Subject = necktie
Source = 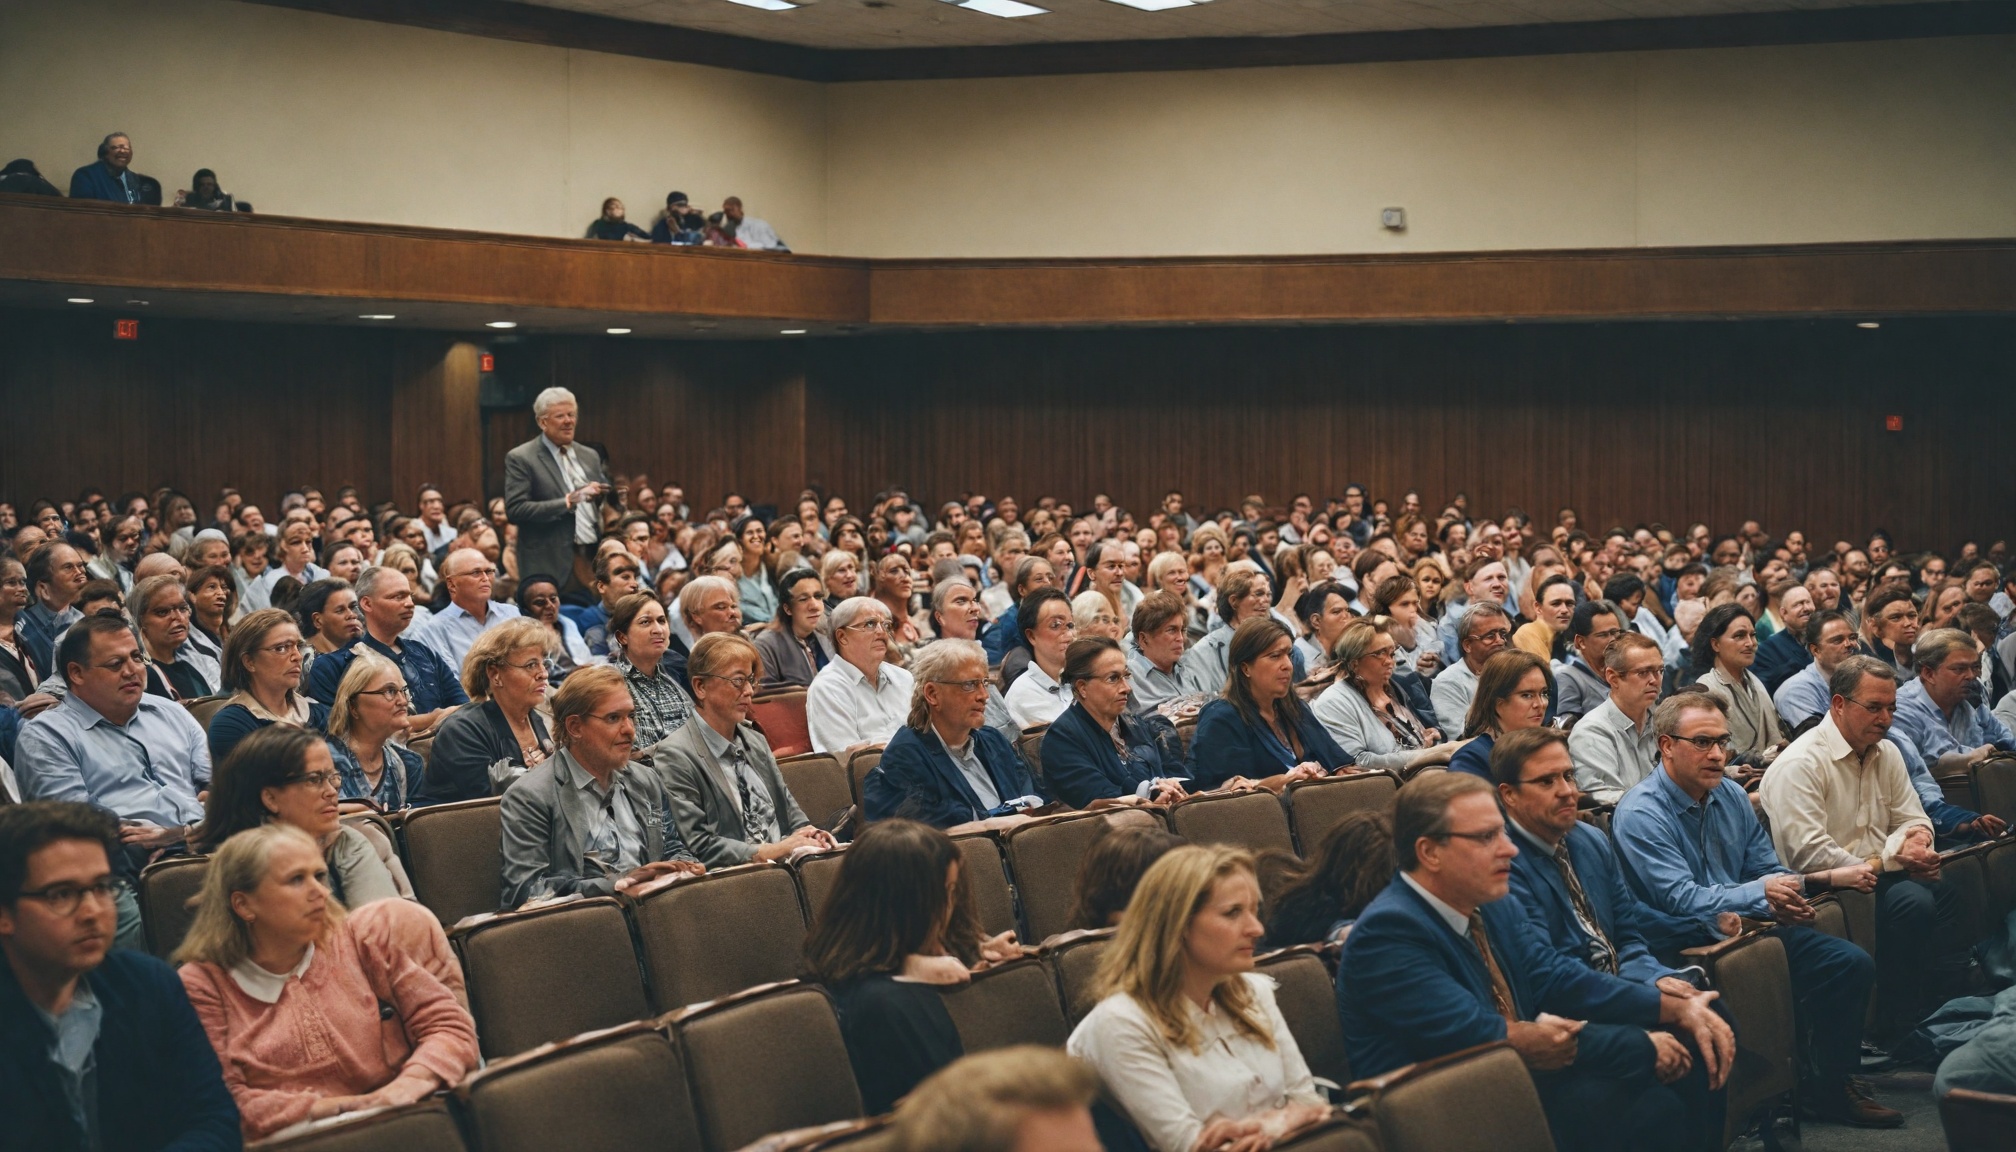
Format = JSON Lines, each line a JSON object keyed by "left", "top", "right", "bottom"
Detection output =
{"left": 1553, "top": 843, "right": 1620, "bottom": 975}
{"left": 1469, "top": 914, "right": 1519, "bottom": 1023}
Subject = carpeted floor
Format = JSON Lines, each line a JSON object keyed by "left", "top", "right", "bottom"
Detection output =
{"left": 1730, "top": 1069, "right": 1947, "bottom": 1152}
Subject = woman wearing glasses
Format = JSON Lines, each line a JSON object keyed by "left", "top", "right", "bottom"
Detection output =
{"left": 323, "top": 653, "right": 423, "bottom": 811}
{"left": 651, "top": 633, "right": 835, "bottom": 865}
{"left": 1003, "top": 587, "right": 1077, "bottom": 728}
{"left": 1313, "top": 619, "right": 1461, "bottom": 776}
{"left": 1446, "top": 650, "right": 1554, "bottom": 781}
{"left": 1692, "top": 603, "right": 1783, "bottom": 775}
{"left": 417, "top": 618, "right": 557, "bottom": 805}
{"left": 207, "top": 608, "right": 331, "bottom": 764}
{"left": 754, "top": 567, "right": 835, "bottom": 690}
{"left": 1043, "top": 637, "right": 1190, "bottom": 809}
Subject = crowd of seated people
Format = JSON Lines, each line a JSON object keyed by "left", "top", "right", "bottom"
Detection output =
{"left": 8, "top": 383, "right": 2016, "bottom": 1147}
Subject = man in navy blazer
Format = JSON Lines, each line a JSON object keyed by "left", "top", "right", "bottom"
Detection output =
{"left": 1338, "top": 771, "right": 1732, "bottom": 1152}
{"left": 863, "top": 640, "right": 1047, "bottom": 829}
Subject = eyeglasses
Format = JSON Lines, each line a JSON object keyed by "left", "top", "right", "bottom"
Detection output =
{"left": 1515, "top": 770, "right": 1575, "bottom": 790}
{"left": 356, "top": 684, "right": 411, "bottom": 702}
{"left": 843, "top": 620, "right": 892, "bottom": 634}
{"left": 1842, "top": 697, "right": 1897, "bottom": 717}
{"left": 1669, "top": 734, "right": 1733, "bottom": 752}
{"left": 294, "top": 771, "right": 342, "bottom": 792}
{"left": 1473, "top": 629, "right": 1512, "bottom": 644}
{"left": 1084, "top": 670, "right": 1132, "bottom": 687}
{"left": 1040, "top": 618, "right": 1076, "bottom": 633}
{"left": 260, "top": 640, "right": 306, "bottom": 656}
{"left": 1621, "top": 664, "right": 1666, "bottom": 682}
{"left": 933, "top": 677, "right": 988, "bottom": 693}
{"left": 504, "top": 658, "right": 548, "bottom": 676}
{"left": 17, "top": 879, "right": 120, "bottom": 917}
{"left": 586, "top": 709, "right": 637, "bottom": 726}
{"left": 698, "top": 673, "right": 758, "bottom": 692}
{"left": 1434, "top": 825, "right": 1508, "bottom": 846}
{"left": 1586, "top": 627, "right": 1625, "bottom": 644}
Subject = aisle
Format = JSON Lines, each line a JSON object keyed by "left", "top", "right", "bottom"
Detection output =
{"left": 1731, "top": 1070, "right": 1946, "bottom": 1152}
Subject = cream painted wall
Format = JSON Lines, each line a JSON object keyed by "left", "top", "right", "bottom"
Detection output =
{"left": 2, "top": 0, "right": 2011, "bottom": 258}
{"left": 0, "top": 0, "right": 830, "bottom": 249}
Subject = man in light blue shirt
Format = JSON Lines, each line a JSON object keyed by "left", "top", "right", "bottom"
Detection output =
{"left": 1887, "top": 628, "right": 2011, "bottom": 845}
{"left": 1772, "top": 611, "right": 1857, "bottom": 731}
{"left": 1435, "top": 558, "right": 1513, "bottom": 665}
{"left": 413, "top": 548, "right": 520, "bottom": 677}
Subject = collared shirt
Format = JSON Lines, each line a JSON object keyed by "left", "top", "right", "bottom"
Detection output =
{"left": 542, "top": 434, "right": 600, "bottom": 546}
{"left": 1773, "top": 662, "right": 1833, "bottom": 729}
{"left": 1125, "top": 647, "right": 1190, "bottom": 715}
{"left": 698, "top": 719, "right": 781, "bottom": 842}
{"left": 807, "top": 657, "right": 915, "bottom": 753}
{"left": 1568, "top": 696, "right": 1661, "bottom": 804}
{"left": 16, "top": 693, "right": 208, "bottom": 827}
{"left": 326, "top": 736, "right": 419, "bottom": 810}
{"left": 228, "top": 944, "right": 315, "bottom": 1003}
{"left": 420, "top": 518, "right": 457, "bottom": 555}
{"left": 557, "top": 752, "right": 647, "bottom": 874}
{"left": 1756, "top": 714, "right": 1933, "bottom": 872}
{"left": 251, "top": 562, "right": 328, "bottom": 605}
{"left": 36, "top": 981, "right": 102, "bottom": 1145}
{"left": 936, "top": 728, "right": 1002, "bottom": 811}
{"left": 1430, "top": 658, "right": 1481, "bottom": 735}
{"left": 732, "top": 216, "right": 787, "bottom": 251}
{"left": 414, "top": 599, "right": 521, "bottom": 679}
{"left": 1003, "top": 662, "right": 1071, "bottom": 730}
{"left": 1398, "top": 870, "right": 1472, "bottom": 936}
{"left": 1892, "top": 676, "right": 2016, "bottom": 768}
{"left": 18, "top": 601, "right": 82, "bottom": 673}
{"left": 617, "top": 652, "right": 694, "bottom": 749}
{"left": 1612, "top": 768, "right": 1780, "bottom": 945}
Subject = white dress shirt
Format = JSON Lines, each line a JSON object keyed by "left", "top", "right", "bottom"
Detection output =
{"left": 1567, "top": 696, "right": 1660, "bottom": 804}
{"left": 420, "top": 518, "right": 457, "bottom": 555}
{"left": 806, "top": 657, "right": 915, "bottom": 753}
{"left": 732, "top": 215, "right": 787, "bottom": 251}
{"left": 414, "top": 600, "right": 522, "bottom": 680}
{"left": 1003, "top": 662, "right": 1072, "bottom": 730}
{"left": 543, "top": 435, "right": 600, "bottom": 546}
{"left": 1068, "top": 974, "right": 1323, "bottom": 1152}
{"left": 1756, "top": 714, "right": 1932, "bottom": 872}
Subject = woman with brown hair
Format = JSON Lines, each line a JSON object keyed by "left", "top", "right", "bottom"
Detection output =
{"left": 186, "top": 563, "right": 238, "bottom": 650}
{"left": 803, "top": 819, "right": 1021, "bottom": 1114}
{"left": 1264, "top": 811, "right": 1393, "bottom": 947}
{"left": 1188, "top": 618, "right": 1355, "bottom": 790}
{"left": 1312, "top": 619, "right": 1460, "bottom": 776}
{"left": 608, "top": 592, "right": 696, "bottom": 749}
{"left": 1066, "top": 820, "right": 1186, "bottom": 931}
{"left": 208, "top": 608, "right": 330, "bottom": 764}
{"left": 1447, "top": 649, "right": 1554, "bottom": 780}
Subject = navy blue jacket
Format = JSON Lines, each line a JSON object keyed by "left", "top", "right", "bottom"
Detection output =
{"left": 206, "top": 699, "right": 331, "bottom": 764}
{"left": 0, "top": 949, "right": 241, "bottom": 1152}
{"left": 1041, "top": 702, "right": 1187, "bottom": 807}
{"left": 1391, "top": 668, "right": 1441, "bottom": 734}
{"left": 305, "top": 633, "right": 468, "bottom": 715}
{"left": 983, "top": 605, "right": 1022, "bottom": 664}
{"left": 1188, "top": 698, "right": 1354, "bottom": 790}
{"left": 1449, "top": 731, "right": 1495, "bottom": 780}
{"left": 864, "top": 724, "right": 1047, "bottom": 828}
{"left": 1505, "top": 821, "right": 1679, "bottom": 987}
{"left": 68, "top": 162, "right": 158, "bottom": 205}
{"left": 1338, "top": 873, "right": 1661, "bottom": 1080}
{"left": 1752, "top": 629, "right": 1811, "bottom": 694}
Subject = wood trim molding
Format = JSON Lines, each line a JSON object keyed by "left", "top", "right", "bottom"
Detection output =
{"left": 2, "top": 196, "right": 2011, "bottom": 327}
{"left": 238, "top": 0, "right": 2016, "bottom": 83}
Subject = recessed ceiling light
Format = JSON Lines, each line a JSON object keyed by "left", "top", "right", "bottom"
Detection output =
{"left": 951, "top": 0, "right": 1048, "bottom": 15}
{"left": 67, "top": 297, "right": 94, "bottom": 304}
{"left": 724, "top": 0, "right": 798, "bottom": 9}
{"left": 124, "top": 299, "right": 149, "bottom": 306}
{"left": 780, "top": 329, "right": 808, "bottom": 335}
{"left": 1101, "top": 0, "right": 1202, "bottom": 9}
{"left": 607, "top": 328, "right": 633, "bottom": 335}
{"left": 359, "top": 314, "right": 396, "bottom": 321}
{"left": 486, "top": 321, "right": 517, "bottom": 329}
{"left": 1857, "top": 321, "right": 1881, "bottom": 329}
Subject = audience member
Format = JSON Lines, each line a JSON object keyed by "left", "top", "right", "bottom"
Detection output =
{"left": 584, "top": 197, "right": 649, "bottom": 241}
{"left": 753, "top": 567, "right": 833, "bottom": 688}
{"left": 1264, "top": 811, "right": 1392, "bottom": 947}
{"left": 927, "top": 577, "right": 1018, "bottom": 740}
{"left": 417, "top": 617, "right": 555, "bottom": 805}
{"left": 0, "top": 555, "right": 42, "bottom": 704}
{"left": 1313, "top": 619, "right": 1460, "bottom": 775}
{"left": 1178, "top": 568, "right": 1277, "bottom": 695}
{"left": 515, "top": 574, "right": 592, "bottom": 678}
{"left": 503, "top": 387, "right": 613, "bottom": 598}
{"left": 574, "top": 550, "right": 641, "bottom": 656}
{"left": 0, "top": 801, "right": 240, "bottom": 1151}
{"left": 671, "top": 573, "right": 745, "bottom": 690}
{"left": 1862, "top": 584, "right": 1921, "bottom": 681}
{"left": 1690, "top": 605, "right": 1781, "bottom": 772}
{"left": 1125, "top": 591, "right": 1192, "bottom": 714}
{"left": 413, "top": 548, "right": 519, "bottom": 677}
{"left": 1555, "top": 600, "right": 1629, "bottom": 719}
{"left": 130, "top": 573, "right": 221, "bottom": 701}
{"left": 186, "top": 564, "right": 237, "bottom": 651}
{"left": 1568, "top": 632, "right": 1664, "bottom": 804}
{"left": 1066, "top": 820, "right": 1186, "bottom": 932}
{"left": 1429, "top": 600, "right": 1510, "bottom": 734}
{"left": 1448, "top": 649, "right": 1552, "bottom": 779}
{"left": 651, "top": 633, "right": 833, "bottom": 865}
{"left": 866, "top": 640, "right": 1046, "bottom": 828}
{"left": 1068, "top": 845, "right": 1331, "bottom": 1152}
{"left": 1436, "top": 556, "right": 1515, "bottom": 665}
{"left": 0, "top": 157, "right": 62, "bottom": 197}
{"left": 1888, "top": 627, "right": 2011, "bottom": 844}
{"left": 606, "top": 592, "right": 694, "bottom": 750}
{"left": 305, "top": 566, "right": 465, "bottom": 730}
{"left": 90, "top": 514, "right": 143, "bottom": 594}
{"left": 322, "top": 653, "right": 424, "bottom": 811}
{"left": 498, "top": 665, "right": 702, "bottom": 908}
{"left": 1042, "top": 638, "right": 1189, "bottom": 808}
{"left": 69, "top": 132, "right": 160, "bottom": 205}
{"left": 247, "top": 522, "right": 326, "bottom": 613}
{"left": 1773, "top": 610, "right": 1859, "bottom": 730}
{"left": 808, "top": 596, "right": 915, "bottom": 754}
{"left": 889, "top": 1046, "right": 1103, "bottom": 1152}
{"left": 721, "top": 196, "right": 788, "bottom": 251}
{"left": 1753, "top": 582, "right": 1816, "bottom": 691}
{"left": 294, "top": 577, "right": 360, "bottom": 677}
{"left": 1190, "top": 619, "right": 1355, "bottom": 790}
{"left": 20, "top": 542, "right": 89, "bottom": 677}
{"left": 174, "top": 168, "right": 237, "bottom": 212}
{"left": 206, "top": 608, "right": 330, "bottom": 764}
{"left": 1004, "top": 587, "right": 1077, "bottom": 728}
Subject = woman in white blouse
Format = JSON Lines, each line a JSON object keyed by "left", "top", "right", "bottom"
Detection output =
{"left": 1068, "top": 845, "right": 1330, "bottom": 1152}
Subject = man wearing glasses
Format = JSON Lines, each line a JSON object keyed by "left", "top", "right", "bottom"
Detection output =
{"left": 1613, "top": 692, "right": 1895, "bottom": 1128}
{"left": 807, "top": 598, "right": 915, "bottom": 756}
{"left": 1759, "top": 656, "right": 1965, "bottom": 1040}
{"left": 1555, "top": 601, "right": 1631, "bottom": 721}
{"left": 15, "top": 617, "right": 210, "bottom": 951}
{"left": 87, "top": 515, "right": 143, "bottom": 595}
{"left": 1340, "top": 771, "right": 1734, "bottom": 1152}
{"left": 1430, "top": 602, "right": 1512, "bottom": 735}
{"left": 1570, "top": 633, "right": 1666, "bottom": 805}
{"left": 412, "top": 548, "right": 520, "bottom": 677}
{"left": 0, "top": 801, "right": 241, "bottom": 1150}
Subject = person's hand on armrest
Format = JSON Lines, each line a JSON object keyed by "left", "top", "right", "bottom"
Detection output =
{"left": 1659, "top": 991, "right": 1734, "bottom": 1090}
{"left": 1506, "top": 1013, "right": 1582, "bottom": 1070}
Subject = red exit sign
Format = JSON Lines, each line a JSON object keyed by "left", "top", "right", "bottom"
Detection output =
{"left": 479, "top": 353, "right": 496, "bottom": 373}
{"left": 1884, "top": 415, "right": 1904, "bottom": 433}
{"left": 114, "top": 318, "right": 139, "bottom": 340}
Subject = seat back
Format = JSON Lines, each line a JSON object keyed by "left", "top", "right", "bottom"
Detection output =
{"left": 633, "top": 863, "right": 808, "bottom": 1013}
{"left": 1273, "top": 1119, "right": 1381, "bottom": 1152}
{"left": 778, "top": 753, "right": 852, "bottom": 832}
{"left": 1943, "top": 845, "right": 1995, "bottom": 947}
{"left": 733, "top": 1117, "right": 898, "bottom": 1152}
{"left": 249, "top": 1099, "right": 464, "bottom": 1152}
{"left": 1004, "top": 811, "right": 1124, "bottom": 943}
{"left": 138, "top": 855, "right": 209, "bottom": 960}
{"left": 1285, "top": 772, "right": 1398, "bottom": 854}
{"left": 1041, "top": 927, "right": 1115, "bottom": 1025}
{"left": 456, "top": 1021, "right": 702, "bottom": 1152}
{"left": 938, "top": 957, "right": 1071, "bottom": 1053}
{"left": 1811, "top": 895, "right": 1849, "bottom": 943}
{"left": 403, "top": 797, "right": 503, "bottom": 925}
{"left": 847, "top": 745, "right": 885, "bottom": 805}
{"left": 1835, "top": 888, "right": 1879, "bottom": 958}
{"left": 1015, "top": 724, "right": 1049, "bottom": 781}
{"left": 1941, "top": 1086, "right": 2016, "bottom": 1152}
{"left": 453, "top": 897, "right": 650, "bottom": 1059}
{"left": 952, "top": 831, "right": 1018, "bottom": 938}
{"left": 1696, "top": 931, "right": 1797, "bottom": 1145}
{"left": 672, "top": 982, "right": 864, "bottom": 1152}
{"left": 752, "top": 690, "right": 813, "bottom": 759}
{"left": 793, "top": 846, "right": 848, "bottom": 924}
{"left": 1256, "top": 947, "right": 1349, "bottom": 1087}
{"left": 1355, "top": 1043, "right": 1553, "bottom": 1152}
{"left": 1168, "top": 789, "right": 1295, "bottom": 856}
{"left": 1972, "top": 755, "right": 2016, "bottom": 825}
{"left": 186, "top": 694, "right": 232, "bottom": 731}
{"left": 1987, "top": 838, "right": 2016, "bottom": 926}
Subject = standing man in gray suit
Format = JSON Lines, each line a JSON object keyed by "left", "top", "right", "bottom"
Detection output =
{"left": 504, "top": 387, "right": 614, "bottom": 595}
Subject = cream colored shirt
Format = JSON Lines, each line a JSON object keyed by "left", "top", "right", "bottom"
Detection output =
{"left": 1756, "top": 713, "right": 1932, "bottom": 872}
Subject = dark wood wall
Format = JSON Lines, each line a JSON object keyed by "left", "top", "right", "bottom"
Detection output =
{"left": 5, "top": 310, "right": 2012, "bottom": 551}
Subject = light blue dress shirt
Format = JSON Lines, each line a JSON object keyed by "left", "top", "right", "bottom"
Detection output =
{"left": 1771, "top": 662, "right": 1832, "bottom": 730}
{"left": 1611, "top": 767, "right": 1781, "bottom": 951}
{"left": 16, "top": 693, "right": 209, "bottom": 827}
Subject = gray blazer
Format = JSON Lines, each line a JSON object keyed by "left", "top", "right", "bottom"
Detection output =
{"left": 650, "top": 719, "right": 812, "bottom": 868}
{"left": 498, "top": 748, "right": 697, "bottom": 909}
{"left": 502, "top": 435, "right": 612, "bottom": 589}
{"left": 752, "top": 626, "right": 836, "bottom": 690}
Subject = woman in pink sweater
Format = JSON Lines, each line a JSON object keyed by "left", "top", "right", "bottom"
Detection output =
{"left": 175, "top": 824, "right": 479, "bottom": 1140}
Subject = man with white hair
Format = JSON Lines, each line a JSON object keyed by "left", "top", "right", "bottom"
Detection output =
{"left": 806, "top": 597, "right": 915, "bottom": 755}
{"left": 503, "top": 386, "right": 614, "bottom": 596}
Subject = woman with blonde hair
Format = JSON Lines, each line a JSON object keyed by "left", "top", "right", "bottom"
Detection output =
{"left": 1409, "top": 558, "right": 1450, "bottom": 623}
{"left": 176, "top": 824, "right": 478, "bottom": 1140}
{"left": 324, "top": 651, "right": 424, "bottom": 810}
{"left": 1187, "top": 525, "right": 1230, "bottom": 604}
{"left": 1067, "top": 845, "right": 1329, "bottom": 1152}
{"left": 415, "top": 616, "right": 557, "bottom": 804}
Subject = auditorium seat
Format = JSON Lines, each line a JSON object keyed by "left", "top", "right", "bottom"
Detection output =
{"left": 1811, "top": 894, "right": 1849, "bottom": 943}
{"left": 1041, "top": 926, "right": 1115, "bottom": 1025}
{"left": 847, "top": 744, "right": 886, "bottom": 805}
{"left": 631, "top": 862, "right": 808, "bottom": 1013}
{"left": 1971, "top": 754, "right": 2016, "bottom": 825}
{"left": 793, "top": 845, "right": 847, "bottom": 922}
{"left": 248, "top": 1099, "right": 464, "bottom": 1152}
{"left": 1256, "top": 945, "right": 1350, "bottom": 1088}
{"left": 732, "top": 1116, "right": 897, "bottom": 1152}
{"left": 1168, "top": 789, "right": 1295, "bottom": 856}
{"left": 1940, "top": 1086, "right": 2016, "bottom": 1152}
{"left": 752, "top": 689, "right": 813, "bottom": 759}
{"left": 939, "top": 956, "right": 1071, "bottom": 1053}
{"left": 137, "top": 854, "right": 208, "bottom": 960}
{"left": 1985, "top": 837, "right": 2016, "bottom": 925}
{"left": 1014, "top": 724, "right": 1049, "bottom": 782}
{"left": 1348, "top": 1043, "right": 1553, "bottom": 1152}
{"left": 453, "top": 896, "right": 650, "bottom": 1059}
{"left": 1005, "top": 811, "right": 1127, "bottom": 943}
{"left": 951, "top": 830, "right": 1019, "bottom": 938}
{"left": 455, "top": 1020, "right": 703, "bottom": 1152}
{"left": 1284, "top": 772, "right": 1398, "bottom": 854}
{"left": 184, "top": 694, "right": 231, "bottom": 731}
{"left": 671, "top": 981, "right": 865, "bottom": 1152}
{"left": 1944, "top": 843, "right": 1995, "bottom": 947}
{"left": 778, "top": 753, "right": 852, "bottom": 832}
{"left": 403, "top": 796, "right": 503, "bottom": 925}
{"left": 1681, "top": 928, "right": 1796, "bottom": 1145}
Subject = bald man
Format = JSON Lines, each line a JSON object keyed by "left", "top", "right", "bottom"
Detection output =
{"left": 412, "top": 548, "right": 520, "bottom": 675}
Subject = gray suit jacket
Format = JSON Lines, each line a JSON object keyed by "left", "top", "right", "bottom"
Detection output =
{"left": 651, "top": 719, "right": 812, "bottom": 868}
{"left": 498, "top": 748, "right": 697, "bottom": 908}
{"left": 503, "top": 436, "right": 611, "bottom": 589}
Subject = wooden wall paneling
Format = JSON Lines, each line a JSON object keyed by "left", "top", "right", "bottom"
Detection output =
{"left": 391, "top": 337, "right": 485, "bottom": 507}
